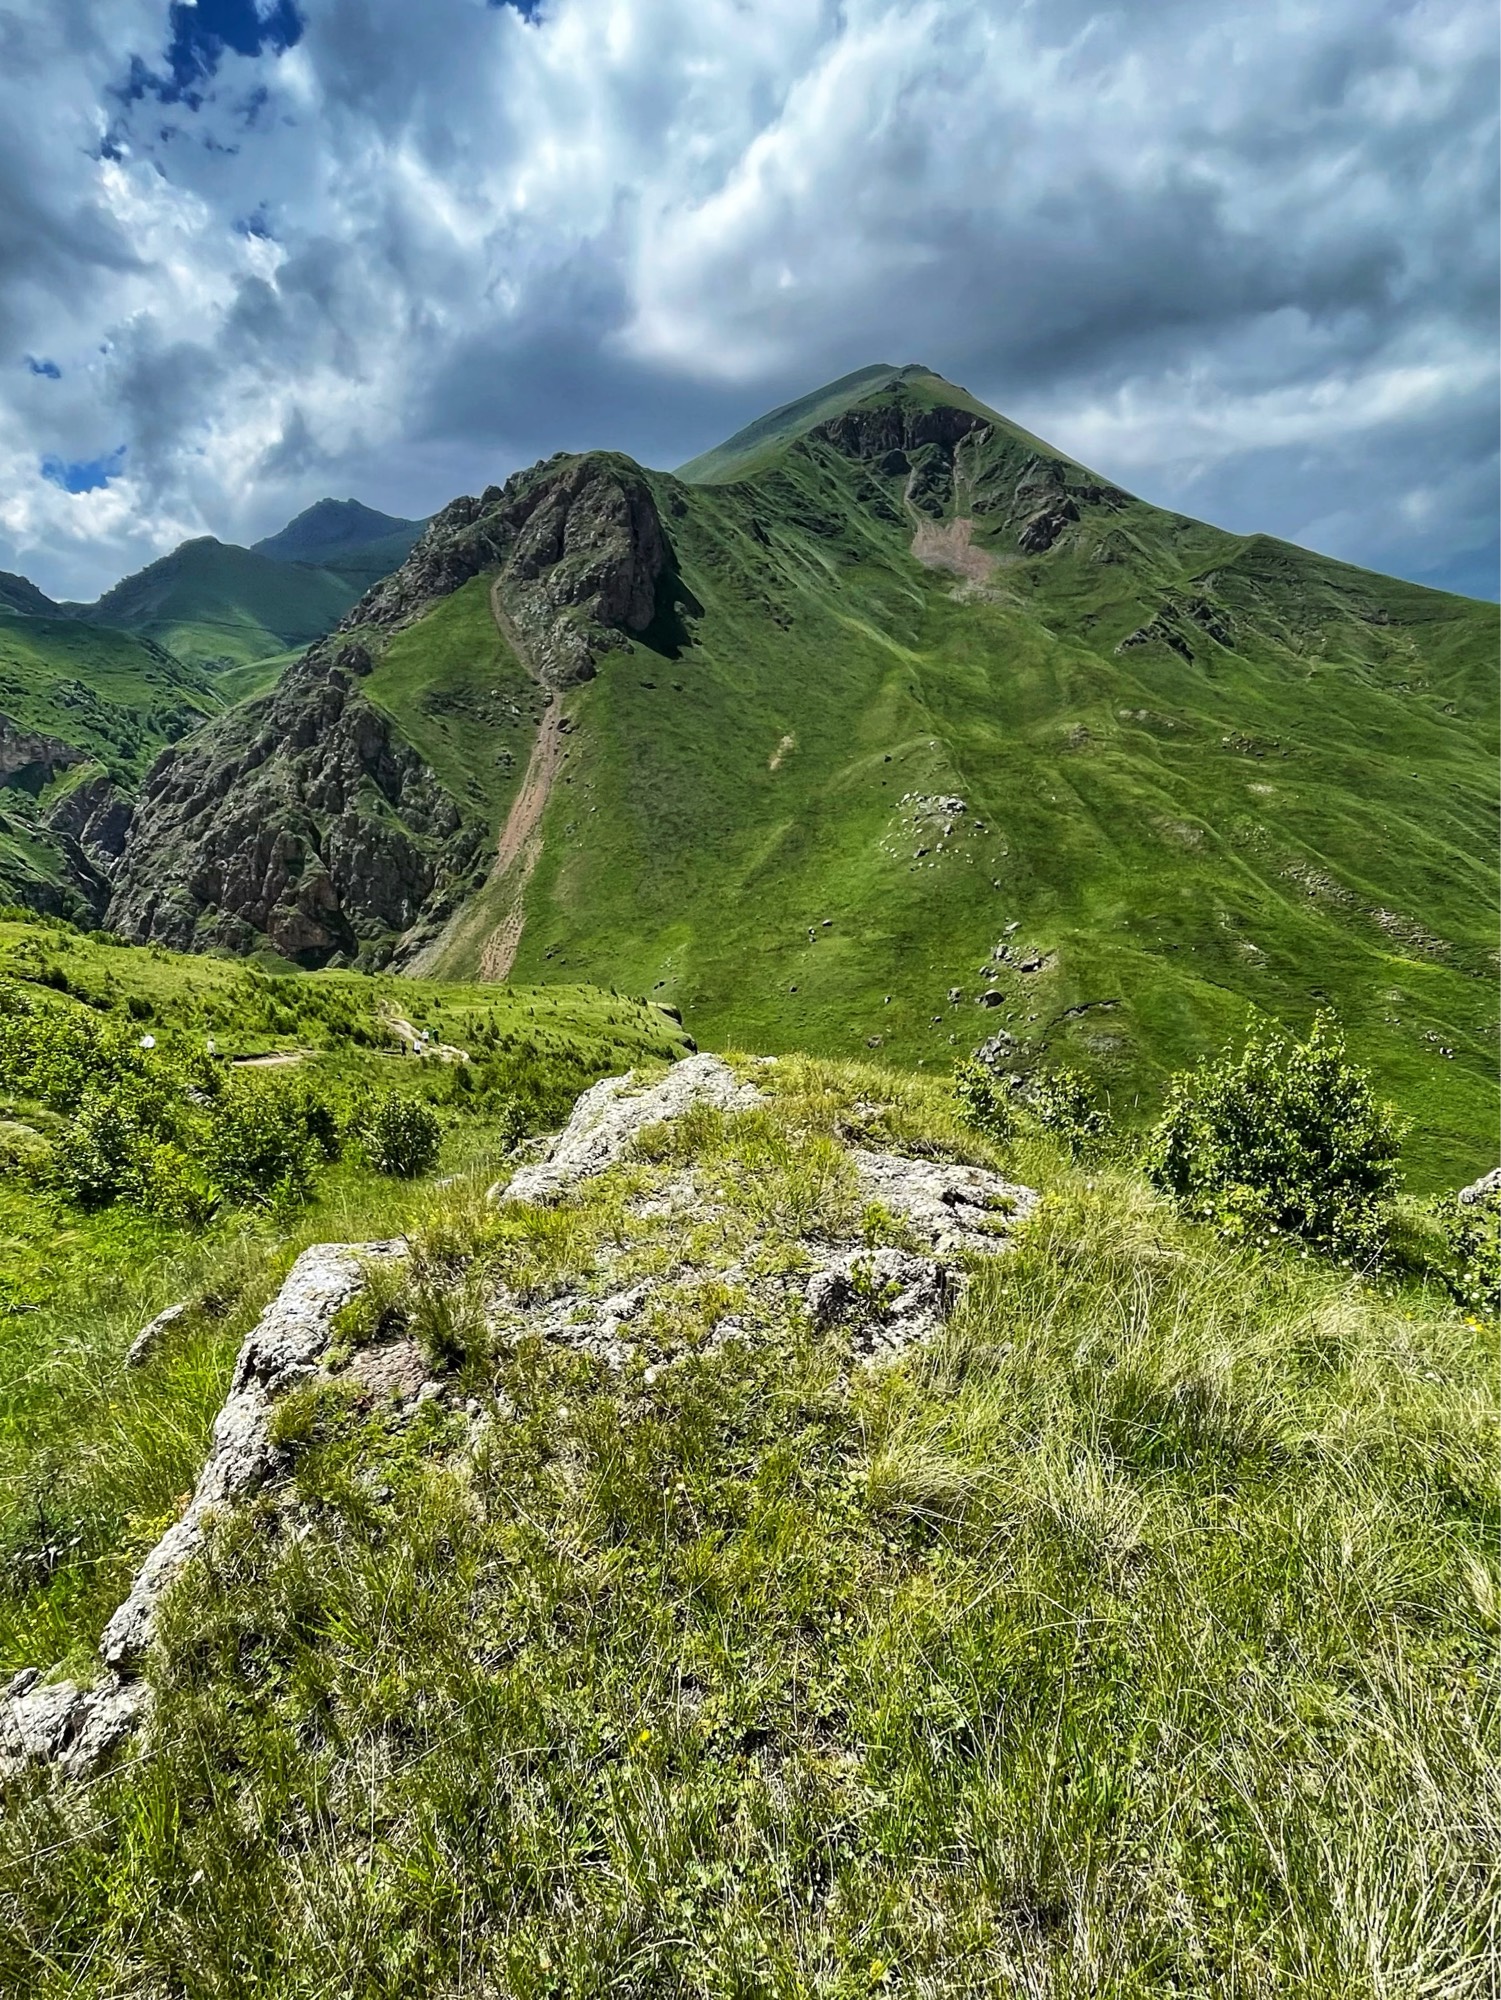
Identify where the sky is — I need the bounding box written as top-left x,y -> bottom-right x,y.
0,0 -> 1495,603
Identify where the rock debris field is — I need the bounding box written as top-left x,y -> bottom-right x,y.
2,1055 -> 1036,1778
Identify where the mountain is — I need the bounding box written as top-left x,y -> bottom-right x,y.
72,536 -> 360,671
0,507 -> 419,918
0,609 -> 220,921
675,361 -> 926,482
97,366 -> 1498,1183
0,571 -> 62,619
252,497 -> 426,592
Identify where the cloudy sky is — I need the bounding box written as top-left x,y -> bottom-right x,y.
1,0 -> 1495,602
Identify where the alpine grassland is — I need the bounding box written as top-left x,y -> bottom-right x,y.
405,369 -> 1496,1192
0,915 -> 688,1671
0,935 -> 1495,1995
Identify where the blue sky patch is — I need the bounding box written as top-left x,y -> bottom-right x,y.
41,446 -> 127,495
122,0 -> 304,110
26,357 -> 61,379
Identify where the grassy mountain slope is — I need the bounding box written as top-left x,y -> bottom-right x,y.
362,574 -> 543,834
0,614 -> 217,777
94,366 -> 1497,1185
0,613 -> 221,918
253,498 -> 426,593
77,537 -> 358,670
431,370 -> 1495,1188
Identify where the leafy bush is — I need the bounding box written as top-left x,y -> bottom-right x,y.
47,1092 -> 147,1209
956,1059 -> 1110,1154
954,1059 -> 1017,1142
205,1080 -> 320,1210
363,1095 -> 442,1178
1424,1189 -> 1501,1316
1144,1014 -> 1403,1259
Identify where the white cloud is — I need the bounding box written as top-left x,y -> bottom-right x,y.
0,0 -> 1492,601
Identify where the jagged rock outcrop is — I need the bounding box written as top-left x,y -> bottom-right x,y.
2,1242 -> 408,1778
4,1055 -> 1039,1779
498,1053 -> 765,1204
0,717 -> 85,794
44,769 -> 135,877
349,451 -> 670,688
102,1242 -> 407,1670
105,654 -> 475,964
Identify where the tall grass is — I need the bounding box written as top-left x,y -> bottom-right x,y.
1,1060 -> 1493,1995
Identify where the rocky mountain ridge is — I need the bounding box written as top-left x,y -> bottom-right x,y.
98,450 -> 680,961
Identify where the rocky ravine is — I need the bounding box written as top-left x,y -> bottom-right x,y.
101,452 -> 679,965
2,1055 -> 1036,1778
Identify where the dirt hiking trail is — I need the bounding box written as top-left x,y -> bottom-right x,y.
404,577 -> 565,982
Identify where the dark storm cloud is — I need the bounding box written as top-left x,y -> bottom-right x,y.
0,0 -> 1493,601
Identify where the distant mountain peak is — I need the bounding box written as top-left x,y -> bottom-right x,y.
253,498 -> 424,567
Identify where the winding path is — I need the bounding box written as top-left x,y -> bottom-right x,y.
405,577 -> 564,981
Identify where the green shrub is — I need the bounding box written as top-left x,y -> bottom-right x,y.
46,1092 -> 147,1209
363,1095 -> 442,1178
135,1142 -> 220,1227
287,1079 -> 343,1161
205,1080 -> 319,1210
1426,1189 -> 1501,1316
954,1059 -> 1017,1142
956,1059 -> 1110,1154
1144,1014 -> 1403,1259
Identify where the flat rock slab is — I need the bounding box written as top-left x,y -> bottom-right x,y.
851,1150 -> 1038,1255
125,1299 -> 189,1369
501,1054 -> 763,1205
1,1670 -> 146,1780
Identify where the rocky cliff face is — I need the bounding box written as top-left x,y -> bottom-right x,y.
0,717 -> 86,794
100,450 -> 676,964
105,652 -> 475,966
351,451 -> 670,687
45,770 -> 135,875
811,401 -> 990,460
810,393 -> 1129,552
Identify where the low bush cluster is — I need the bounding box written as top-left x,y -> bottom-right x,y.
1425,1188 -> 1501,1316
0,977 -> 448,1225
956,1013 -> 1437,1277
955,1057 -> 1111,1154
